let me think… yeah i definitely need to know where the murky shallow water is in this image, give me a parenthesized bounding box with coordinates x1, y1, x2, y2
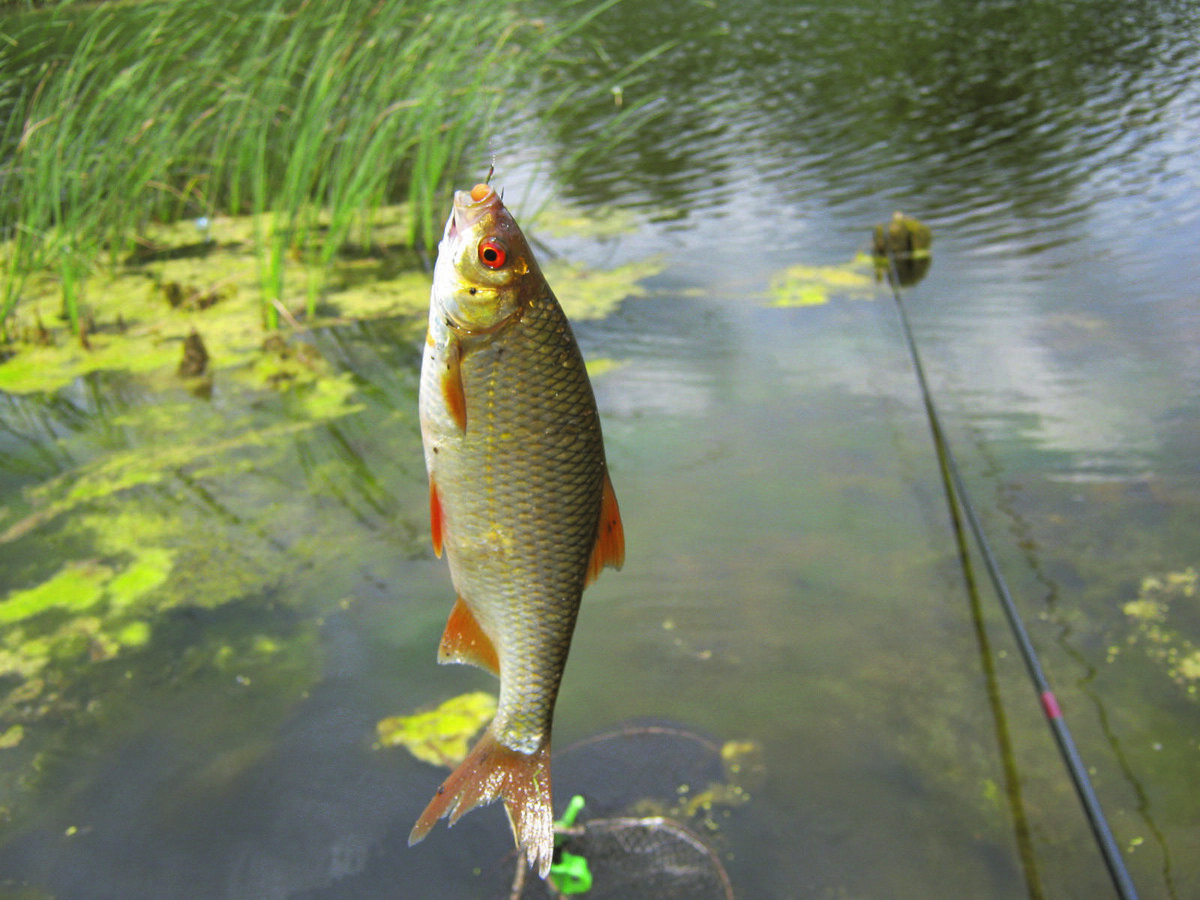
(3, 1, 1200, 898)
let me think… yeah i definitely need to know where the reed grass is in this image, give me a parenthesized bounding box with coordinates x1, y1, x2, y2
(0, 0, 624, 338)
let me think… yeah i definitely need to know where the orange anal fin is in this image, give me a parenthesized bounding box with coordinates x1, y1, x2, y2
(438, 596, 500, 676)
(409, 728, 554, 878)
(429, 477, 444, 558)
(586, 470, 625, 586)
(442, 337, 467, 433)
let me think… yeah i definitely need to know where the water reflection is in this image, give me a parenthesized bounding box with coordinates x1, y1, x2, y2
(536, 0, 1200, 257)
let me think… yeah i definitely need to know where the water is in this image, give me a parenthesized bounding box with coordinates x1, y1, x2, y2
(3, 0, 1200, 897)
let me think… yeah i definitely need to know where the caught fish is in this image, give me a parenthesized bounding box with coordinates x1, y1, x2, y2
(408, 180, 625, 876)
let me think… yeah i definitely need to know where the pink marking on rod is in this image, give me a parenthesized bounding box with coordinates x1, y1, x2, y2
(1041, 690, 1063, 720)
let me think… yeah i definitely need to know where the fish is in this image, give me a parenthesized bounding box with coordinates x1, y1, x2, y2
(408, 180, 625, 877)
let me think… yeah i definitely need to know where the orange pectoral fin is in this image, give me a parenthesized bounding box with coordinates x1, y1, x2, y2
(429, 477, 444, 558)
(437, 596, 500, 676)
(586, 470, 625, 585)
(442, 336, 467, 433)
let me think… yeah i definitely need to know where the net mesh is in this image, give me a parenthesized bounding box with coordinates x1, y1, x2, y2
(505, 721, 758, 900)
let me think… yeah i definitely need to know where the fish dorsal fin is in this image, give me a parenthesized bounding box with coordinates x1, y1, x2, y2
(438, 596, 500, 675)
(586, 471, 625, 586)
(429, 477, 444, 558)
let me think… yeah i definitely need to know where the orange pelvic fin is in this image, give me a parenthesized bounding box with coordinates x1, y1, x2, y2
(409, 728, 555, 878)
(428, 477, 445, 558)
(442, 336, 467, 433)
(437, 595, 500, 675)
(586, 470, 625, 585)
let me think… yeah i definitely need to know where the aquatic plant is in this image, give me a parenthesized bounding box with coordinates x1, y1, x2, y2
(376, 691, 498, 767)
(0, 0, 659, 826)
(1122, 567, 1200, 697)
(0, 0, 628, 337)
(767, 256, 878, 308)
(0, 199, 661, 395)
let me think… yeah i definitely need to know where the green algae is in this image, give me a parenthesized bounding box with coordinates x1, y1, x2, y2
(1122, 566, 1200, 698)
(4, 424, 265, 544)
(767, 255, 878, 308)
(319, 269, 431, 322)
(531, 200, 643, 241)
(0, 185, 660, 832)
(0, 724, 24, 750)
(585, 357, 624, 378)
(0, 349, 379, 792)
(105, 548, 174, 613)
(0, 199, 659, 395)
(0, 562, 114, 627)
(376, 691, 497, 768)
(0, 206, 427, 396)
(546, 256, 664, 321)
(0, 550, 168, 683)
(2, 366, 364, 548)
(620, 736, 764, 833)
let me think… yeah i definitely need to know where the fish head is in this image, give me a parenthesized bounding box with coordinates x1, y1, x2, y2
(433, 182, 540, 334)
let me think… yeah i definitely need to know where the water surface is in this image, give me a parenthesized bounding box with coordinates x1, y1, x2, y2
(3, 1, 1200, 898)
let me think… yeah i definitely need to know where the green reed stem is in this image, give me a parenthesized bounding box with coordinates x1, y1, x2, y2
(0, 0, 633, 337)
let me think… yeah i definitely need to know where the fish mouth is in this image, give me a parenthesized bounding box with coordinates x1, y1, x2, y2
(445, 183, 501, 242)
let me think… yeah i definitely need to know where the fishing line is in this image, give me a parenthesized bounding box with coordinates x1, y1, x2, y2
(881, 247, 1141, 900)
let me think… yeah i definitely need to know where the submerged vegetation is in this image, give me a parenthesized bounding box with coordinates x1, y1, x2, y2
(1122, 567, 1200, 697)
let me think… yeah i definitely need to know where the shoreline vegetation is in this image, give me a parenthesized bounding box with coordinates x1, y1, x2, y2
(0, 0, 664, 821)
(0, 0, 628, 390)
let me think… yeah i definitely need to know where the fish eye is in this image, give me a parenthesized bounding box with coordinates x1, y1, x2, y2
(478, 236, 508, 269)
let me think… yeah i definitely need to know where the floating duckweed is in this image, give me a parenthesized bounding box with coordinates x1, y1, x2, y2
(115, 621, 152, 648)
(0, 724, 24, 749)
(1177, 651, 1200, 681)
(0, 555, 159, 692)
(106, 548, 174, 612)
(321, 269, 432, 321)
(585, 357, 623, 378)
(1123, 566, 1200, 695)
(5, 405, 360, 548)
(546, 256, 664, 321)
(0, 194, 654, 396)
(767, 256, 877, 308)
(295, 371, 366, 421)
(0, 635, 51, 680)
(720, 738, 766, 792)
(252, 635, 281, 656)
(0, 562, 114, 626)
(375, 691, 497, 768)
(620, 738, 764, 830)
(0, 206, 426, 396)
(532, 202, 642, 241)
(1123, 598, 1164, 622)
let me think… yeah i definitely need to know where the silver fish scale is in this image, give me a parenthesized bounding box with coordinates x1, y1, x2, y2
(425, 286, 607, 756)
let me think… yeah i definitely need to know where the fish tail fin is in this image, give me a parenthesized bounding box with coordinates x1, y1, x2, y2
(408, 727, 555, 877)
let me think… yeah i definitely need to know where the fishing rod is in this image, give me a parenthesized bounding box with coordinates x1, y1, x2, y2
(880, 240, 1141, 900)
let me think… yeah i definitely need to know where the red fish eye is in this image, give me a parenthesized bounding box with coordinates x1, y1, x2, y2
(478, 237, 508, 269)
